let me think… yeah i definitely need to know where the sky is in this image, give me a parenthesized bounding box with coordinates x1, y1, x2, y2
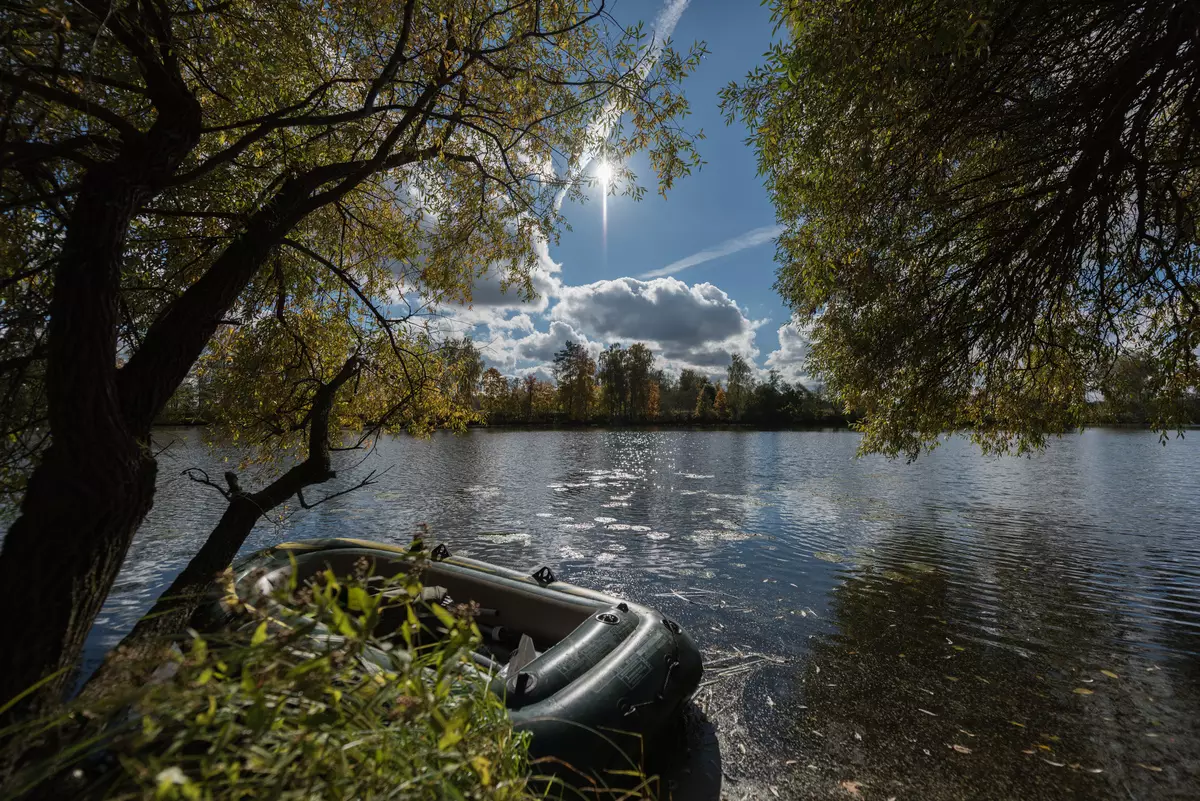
(447, 0, 810, 385)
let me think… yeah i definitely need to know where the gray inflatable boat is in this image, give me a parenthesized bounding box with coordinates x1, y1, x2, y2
(218, 537, 703, 774)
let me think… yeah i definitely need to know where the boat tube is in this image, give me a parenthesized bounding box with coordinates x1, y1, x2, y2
(212, 537, 703, 775)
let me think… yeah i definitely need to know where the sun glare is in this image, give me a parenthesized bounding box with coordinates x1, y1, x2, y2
(596, 160, 613, 186)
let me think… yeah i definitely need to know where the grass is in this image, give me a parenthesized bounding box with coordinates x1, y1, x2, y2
(3, 558, 537, 800)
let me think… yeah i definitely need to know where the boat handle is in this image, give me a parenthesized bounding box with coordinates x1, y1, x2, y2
(621, 653, 681, 717)
(531, 565, 556, 585)
(431, 543, 450, 561)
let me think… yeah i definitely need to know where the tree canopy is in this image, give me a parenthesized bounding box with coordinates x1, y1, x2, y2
(0, 0, 704, 716)
(724, 0, 1200, 457)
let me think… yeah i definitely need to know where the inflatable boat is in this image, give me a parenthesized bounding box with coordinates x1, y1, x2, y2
(217, 538, 703, 773)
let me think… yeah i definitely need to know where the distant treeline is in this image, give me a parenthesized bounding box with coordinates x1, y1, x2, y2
(158, 344, 1195, 432)
(458, 339, 849, 427)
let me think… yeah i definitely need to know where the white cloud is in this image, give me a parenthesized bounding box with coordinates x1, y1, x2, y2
(640, 224, 782, 279)
(765, 318, 817, 388)
(551, 276, 760, 375)
(475, 320, 597, 373)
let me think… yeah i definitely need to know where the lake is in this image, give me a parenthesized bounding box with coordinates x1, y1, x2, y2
(92, 428, 1200, 800)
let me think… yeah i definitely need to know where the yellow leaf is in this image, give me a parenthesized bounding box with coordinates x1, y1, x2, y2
(471, 755, 491, 785)
(1100, 670, 1119, 679)
(1073, 687, 1094, 695)
(250, 620, 269, 646)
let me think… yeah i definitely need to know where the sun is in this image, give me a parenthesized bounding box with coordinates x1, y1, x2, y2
(595, 160, 613, 186)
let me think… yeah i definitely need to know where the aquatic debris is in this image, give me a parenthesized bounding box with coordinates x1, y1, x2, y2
(475, 532, 532, 545)
(950, 744, 972, 754)
(839, 780, 862, 796)
(1136, 764, 1163, 772)
(1100, 669, 1119, 679)
(917, 708, 938, 717)
(1072, 688, 1094, 695)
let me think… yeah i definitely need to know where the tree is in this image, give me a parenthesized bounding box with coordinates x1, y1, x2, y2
(693, 381, 716, 421)
(726, 353, 754, 421)
(0, 0, 703, 716)
(480, 367, 513, 422)
(598, 343, 629, 420)
(647, 380, 661, 420)
(713, 383, 730, 420)
(553, 341, 597, 421)
(442, 337, 484, 410)
(626, 343, 655, 421)
(724, 0, 1200, 457)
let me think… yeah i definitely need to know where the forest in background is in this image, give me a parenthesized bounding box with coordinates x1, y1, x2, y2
(161, 338, 849, 428)
(161, 338, 1199, 430)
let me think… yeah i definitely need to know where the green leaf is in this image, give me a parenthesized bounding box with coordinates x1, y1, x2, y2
(250, 620, 269, 646)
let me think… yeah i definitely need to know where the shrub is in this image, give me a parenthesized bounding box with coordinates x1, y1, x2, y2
(3, 562, 533, 800)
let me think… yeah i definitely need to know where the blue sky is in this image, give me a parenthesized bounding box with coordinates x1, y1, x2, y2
(453, 0, 811, 385)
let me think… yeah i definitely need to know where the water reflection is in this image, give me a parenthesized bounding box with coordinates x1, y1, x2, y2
(90, 428, 1200, 797)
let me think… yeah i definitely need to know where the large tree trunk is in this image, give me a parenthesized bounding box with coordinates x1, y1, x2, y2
(0, 101, 201, 721)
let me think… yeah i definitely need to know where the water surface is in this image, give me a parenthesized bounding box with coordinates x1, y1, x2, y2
(95, 428, 1200, 799)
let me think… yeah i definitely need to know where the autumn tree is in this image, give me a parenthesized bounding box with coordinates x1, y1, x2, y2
(693, 381, 716, 421)
(713, 383, 730, 420)
(442, 337, 485, 410)
(647, 379, 661, 420)
(0, 0, 702, 716)
(553, 341, 597, 421)
(726, 353, 754, 421)
(626, 343, 655, 421)
(598, 343, 629, 420)
(724, 0, 1200, 457)
(480, 367, 514, 422)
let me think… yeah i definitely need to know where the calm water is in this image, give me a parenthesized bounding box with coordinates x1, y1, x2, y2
(93, 428, 1200, 800)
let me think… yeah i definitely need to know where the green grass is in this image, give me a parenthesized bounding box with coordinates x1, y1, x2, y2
(5, 560, 537, 800)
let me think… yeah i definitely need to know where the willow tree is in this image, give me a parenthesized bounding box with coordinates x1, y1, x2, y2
(724, 0, 1200, 457)
(0, 0, 701, 715)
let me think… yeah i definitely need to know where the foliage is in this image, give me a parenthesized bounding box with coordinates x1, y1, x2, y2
(0, 0, 706, 709)
(0, 0, 706, 498)
(723, 0, 1200, 457)
(479, 367, 556, 424)
(552, 342, 597, 422)
(1087, 353, 1200, 425)
(725, 355, 754, 422)
(476, 341, 845, 427)
(3, 565, 533, 800)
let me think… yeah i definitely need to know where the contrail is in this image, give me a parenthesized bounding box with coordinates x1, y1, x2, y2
(554, 0, 692, 210)
(640, 224, 783, 279)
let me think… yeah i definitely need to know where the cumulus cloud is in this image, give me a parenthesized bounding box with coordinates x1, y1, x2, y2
(475, 320, 596, 373)
(550, 277, 760, 375)
(765, 318, 817, 388)
(640, 224, 783, 279)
